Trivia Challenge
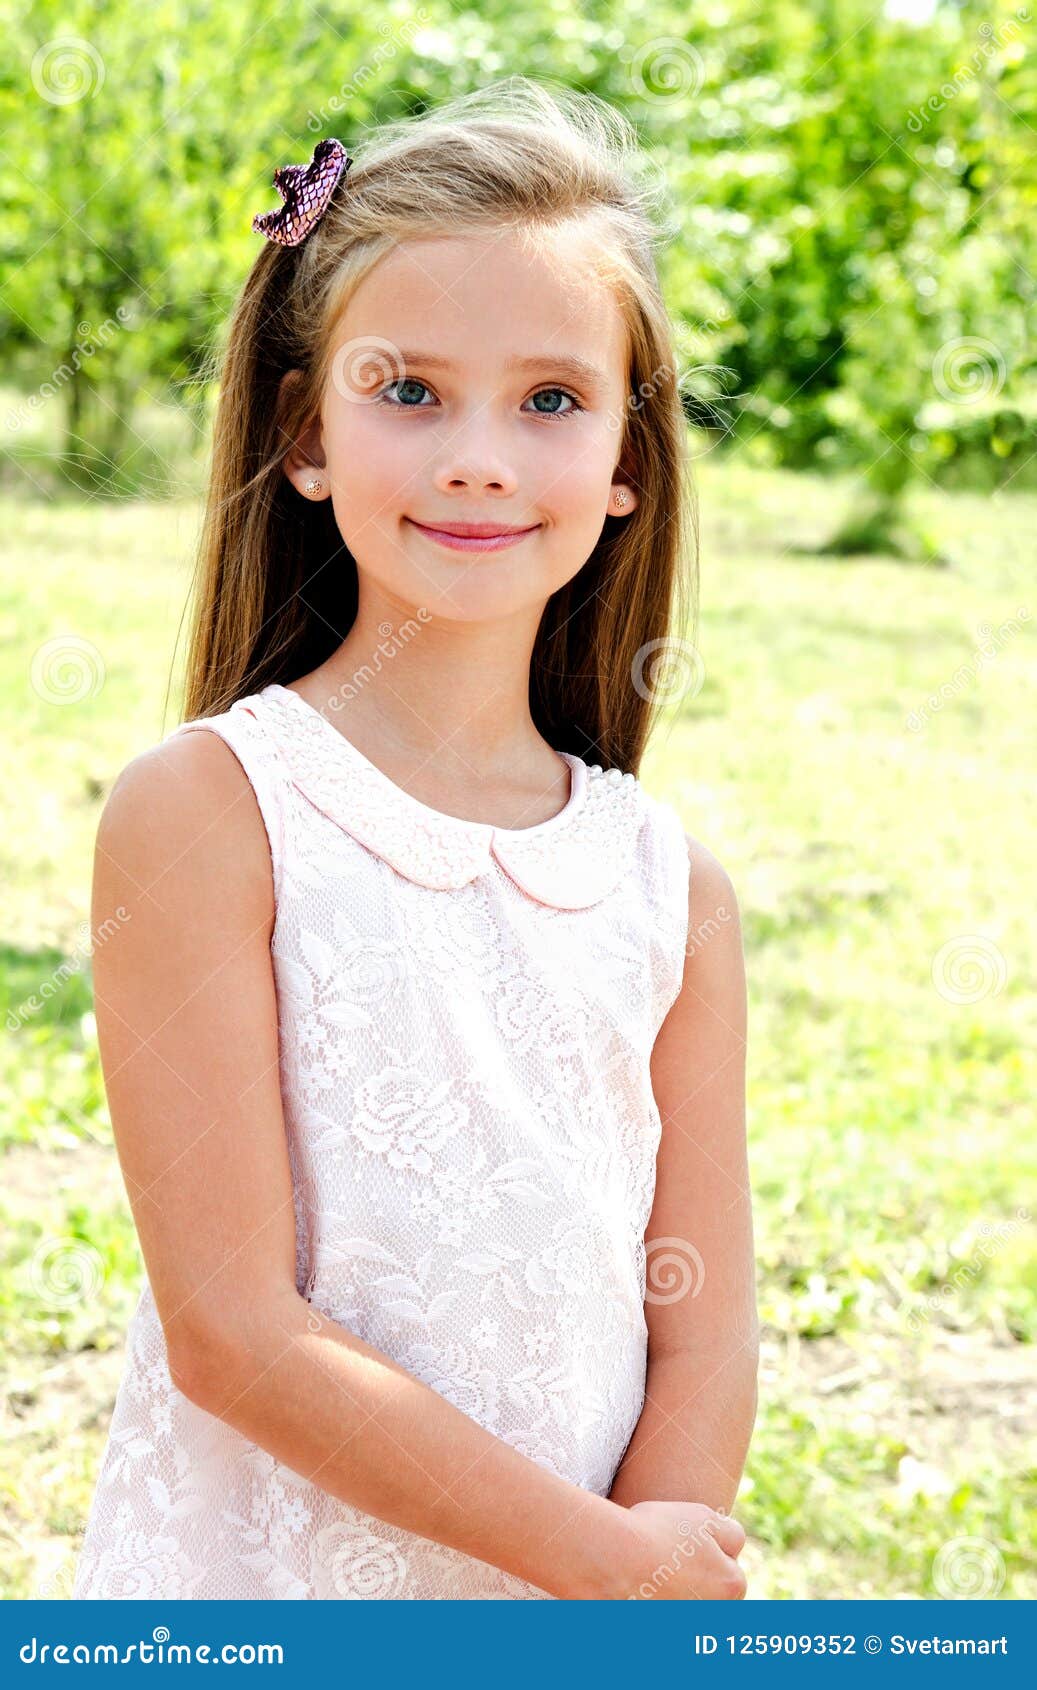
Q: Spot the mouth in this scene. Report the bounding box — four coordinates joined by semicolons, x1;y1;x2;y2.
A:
405;517;542;553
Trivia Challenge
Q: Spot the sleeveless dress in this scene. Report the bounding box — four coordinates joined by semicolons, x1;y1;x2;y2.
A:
72;682;691;1600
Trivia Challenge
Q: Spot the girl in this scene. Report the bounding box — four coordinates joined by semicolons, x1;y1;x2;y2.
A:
72;79;758;1601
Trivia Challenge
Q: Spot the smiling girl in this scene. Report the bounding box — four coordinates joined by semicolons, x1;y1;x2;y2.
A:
72;78;758;1601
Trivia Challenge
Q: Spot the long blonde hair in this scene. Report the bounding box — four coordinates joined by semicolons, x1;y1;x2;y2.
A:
179;77;697;774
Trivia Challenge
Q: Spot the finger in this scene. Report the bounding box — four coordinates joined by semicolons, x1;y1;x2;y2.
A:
706;1513;747;1556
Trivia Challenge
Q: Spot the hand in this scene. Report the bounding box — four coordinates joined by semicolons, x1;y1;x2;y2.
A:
619;1500;748;1600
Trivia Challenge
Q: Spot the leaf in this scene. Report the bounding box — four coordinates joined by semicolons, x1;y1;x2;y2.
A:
167;1494;209;1520
458;1252;505;1274
320;999;373;1031
276;959;315;1005
498;1183;550;1206
377;1300;427;1321
144;1476;170;1511
299;928;338;982
318;1237;400;1264
500;1273;531;1312
491;1159;545;1180
524;1259;554;1294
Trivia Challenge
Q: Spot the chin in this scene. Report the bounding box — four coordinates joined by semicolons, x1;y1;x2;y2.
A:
399;571;553;624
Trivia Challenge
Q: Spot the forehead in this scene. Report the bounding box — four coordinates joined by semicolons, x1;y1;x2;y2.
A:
333;222;629;386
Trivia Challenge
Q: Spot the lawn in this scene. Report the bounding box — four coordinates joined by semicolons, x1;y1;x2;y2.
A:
1;458;1034;1600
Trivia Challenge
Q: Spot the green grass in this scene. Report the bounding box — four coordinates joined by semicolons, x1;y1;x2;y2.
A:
1;458;1034;1599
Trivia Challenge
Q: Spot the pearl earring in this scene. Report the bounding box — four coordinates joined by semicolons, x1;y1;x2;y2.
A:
613;489;629;508
305;477;323;496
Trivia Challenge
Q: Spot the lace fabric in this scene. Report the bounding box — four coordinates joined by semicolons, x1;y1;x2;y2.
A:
72;684;691;1599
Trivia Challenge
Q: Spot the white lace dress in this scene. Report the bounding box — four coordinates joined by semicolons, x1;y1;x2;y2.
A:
72;682;691;1599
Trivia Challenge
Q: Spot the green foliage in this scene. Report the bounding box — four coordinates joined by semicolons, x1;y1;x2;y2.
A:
1;1;1033;496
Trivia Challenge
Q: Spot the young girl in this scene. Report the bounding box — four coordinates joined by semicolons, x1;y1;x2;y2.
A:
71;79;757;1601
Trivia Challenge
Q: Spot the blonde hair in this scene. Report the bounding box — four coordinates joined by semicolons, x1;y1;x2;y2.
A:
180;76;697;773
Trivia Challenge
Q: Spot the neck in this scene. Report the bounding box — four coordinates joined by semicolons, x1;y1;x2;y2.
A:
304;597;553;776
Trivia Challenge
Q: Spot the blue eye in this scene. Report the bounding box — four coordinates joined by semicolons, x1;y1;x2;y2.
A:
378;380;585;418
526;388;584;418
380;378;432;407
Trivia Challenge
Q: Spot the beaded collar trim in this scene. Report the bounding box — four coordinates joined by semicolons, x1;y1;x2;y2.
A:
242;683;645;910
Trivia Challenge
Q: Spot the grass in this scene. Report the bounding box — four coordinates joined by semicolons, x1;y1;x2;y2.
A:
1;457;1034;1600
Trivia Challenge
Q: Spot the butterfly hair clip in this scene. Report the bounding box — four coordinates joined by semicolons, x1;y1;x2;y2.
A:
252;137;352;248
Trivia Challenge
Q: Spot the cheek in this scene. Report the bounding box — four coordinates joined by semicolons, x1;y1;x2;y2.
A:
325;411;616;513
535;426;617;506
325;411;423;503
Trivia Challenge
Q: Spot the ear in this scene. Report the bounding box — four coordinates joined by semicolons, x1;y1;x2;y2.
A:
603;426;639;519
608;453;640;518
276;368;330;500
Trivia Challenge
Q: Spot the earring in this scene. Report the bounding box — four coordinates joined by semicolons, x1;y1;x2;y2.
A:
304;477;323;497
613;489;629;508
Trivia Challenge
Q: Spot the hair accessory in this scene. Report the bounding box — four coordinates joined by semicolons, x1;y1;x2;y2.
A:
252;138;351;248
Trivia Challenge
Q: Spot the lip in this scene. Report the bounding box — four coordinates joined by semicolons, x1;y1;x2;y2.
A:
406;517;541;553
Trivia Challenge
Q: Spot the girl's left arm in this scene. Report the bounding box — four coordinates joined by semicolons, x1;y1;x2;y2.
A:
608;835;759;1514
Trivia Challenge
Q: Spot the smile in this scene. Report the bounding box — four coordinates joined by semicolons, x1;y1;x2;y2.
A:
405;519;541;553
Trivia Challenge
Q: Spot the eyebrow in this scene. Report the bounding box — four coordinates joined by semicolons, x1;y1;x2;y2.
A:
391;349;610;392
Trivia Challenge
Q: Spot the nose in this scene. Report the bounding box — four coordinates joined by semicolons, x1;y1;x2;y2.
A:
430;412;519;498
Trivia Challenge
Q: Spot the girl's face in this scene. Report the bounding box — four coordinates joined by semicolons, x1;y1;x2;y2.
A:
289;225;639;621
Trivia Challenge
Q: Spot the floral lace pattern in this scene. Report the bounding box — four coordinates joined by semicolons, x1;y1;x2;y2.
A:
72;684;691;1599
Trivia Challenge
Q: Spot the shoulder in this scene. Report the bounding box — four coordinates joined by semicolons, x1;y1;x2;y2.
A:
95;726;275;930
636;787;742;942
683;832;742;946
651;833;747;1091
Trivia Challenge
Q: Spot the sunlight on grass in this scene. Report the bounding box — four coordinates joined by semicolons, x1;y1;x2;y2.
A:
2;459;1034;1598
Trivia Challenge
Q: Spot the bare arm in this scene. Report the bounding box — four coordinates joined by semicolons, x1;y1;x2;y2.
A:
91;730;653;1601
608;836;759;1512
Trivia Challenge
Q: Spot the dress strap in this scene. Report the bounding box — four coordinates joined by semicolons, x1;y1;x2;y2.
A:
642;793;691;1032
164;698;290;906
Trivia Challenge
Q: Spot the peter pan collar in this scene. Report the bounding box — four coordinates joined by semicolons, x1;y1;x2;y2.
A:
239;682;645;910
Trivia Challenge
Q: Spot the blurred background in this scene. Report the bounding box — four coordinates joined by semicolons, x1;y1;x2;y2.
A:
1;0;1034;1600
